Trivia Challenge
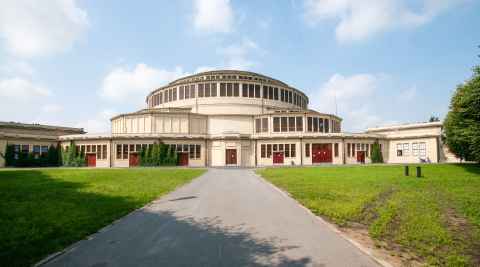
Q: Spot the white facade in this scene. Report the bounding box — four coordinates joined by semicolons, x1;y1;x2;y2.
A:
0;70;457;168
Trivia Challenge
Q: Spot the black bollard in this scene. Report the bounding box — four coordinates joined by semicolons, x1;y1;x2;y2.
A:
404;165;409;176
416;166;421;178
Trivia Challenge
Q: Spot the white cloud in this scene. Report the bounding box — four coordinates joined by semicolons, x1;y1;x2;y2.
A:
195;66;217;73
99;64;186;105
399;85;417;101
304;0;461;42
217;38;261;70
0;0;88;58
41;104;64;113
193;0;234;33
75;109;116;133
0;77;50;99
312;73;384;131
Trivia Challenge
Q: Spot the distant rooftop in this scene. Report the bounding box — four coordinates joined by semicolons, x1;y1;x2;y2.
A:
367;121;442;132
0;121;85;133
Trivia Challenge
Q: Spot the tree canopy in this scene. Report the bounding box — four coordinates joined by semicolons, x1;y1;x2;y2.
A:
444;66;480;162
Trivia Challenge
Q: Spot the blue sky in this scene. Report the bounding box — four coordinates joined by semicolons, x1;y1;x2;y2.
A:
0;0;479;132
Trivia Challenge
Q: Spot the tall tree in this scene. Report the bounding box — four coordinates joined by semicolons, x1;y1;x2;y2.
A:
444;66;480;162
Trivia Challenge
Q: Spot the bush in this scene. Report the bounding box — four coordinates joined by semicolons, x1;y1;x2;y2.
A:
61;142;85;167
139;143;178;167
371;142;384;163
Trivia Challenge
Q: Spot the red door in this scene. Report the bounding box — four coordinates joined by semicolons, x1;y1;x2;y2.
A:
226;149;237;165
178;153;189;166
273;152;284;164
129;153;139;167
87;154;96;167
312;144;333;163
357;151;365;163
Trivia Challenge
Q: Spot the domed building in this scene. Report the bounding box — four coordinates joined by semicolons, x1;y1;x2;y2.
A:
0;70;458;168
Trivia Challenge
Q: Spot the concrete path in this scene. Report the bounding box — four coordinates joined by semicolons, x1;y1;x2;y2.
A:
42;169;381;267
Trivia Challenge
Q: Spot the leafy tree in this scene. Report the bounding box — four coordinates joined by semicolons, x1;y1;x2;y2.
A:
4;145;15;167
47;145;59;166
444;66;480;162
371;142;384;163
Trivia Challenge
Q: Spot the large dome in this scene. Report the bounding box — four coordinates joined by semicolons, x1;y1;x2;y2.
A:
145;70;309;115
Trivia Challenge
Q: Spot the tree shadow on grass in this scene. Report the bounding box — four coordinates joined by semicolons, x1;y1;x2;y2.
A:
0;170;312;267
454;163;480;175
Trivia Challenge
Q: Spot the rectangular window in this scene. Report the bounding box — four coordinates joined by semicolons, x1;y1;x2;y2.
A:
164;90;168;102
196;144;201;159
281;117;288;132
190;85;195;98
325;119;330;133
123;144;128;159
285;144;290;157
211;83;217;96
296;116;303;131
255;84;260;98
182;144;189;152
116;144;122;159
267;144;272;158
288;117;295;131
92;145;97;153
205;83;210;97
262;118;268;132
273;117;280;132
396;143;403;156
307;117;312;132
319;118;324;133
220;83;226;96
255;119;261;133
33;145;40;156
129;144;135;152
198;84;204;97
274;88;279;100
261;144;266;158
268;87;273;100
412;142;418;156
233;83;239;96
279;144;284;151
263;86;268;99
305;143;310;157
313;117;318;132
248;84;254;98
347;143;351;157
403;143;409;156
280;89;285;101
172;88;177;100
177;144;182;152
227;83;233;96
291;144;296;157
242;84;248;97
334;143;339;157
352;143;356;157
184;87;189;99
97;145;101;159
168;89;172;102
366;144;369;157
419;142;426;157
273;144;278;152
293;93;297;105
189;144;195;159
136;144;141;152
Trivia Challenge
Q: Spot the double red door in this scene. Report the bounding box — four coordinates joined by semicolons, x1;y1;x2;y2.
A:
129;153;139;167
86;154;96;167
312;144;332;163
273;152;284;164
226;149;237;165
357;151;365;163
178;153;189;166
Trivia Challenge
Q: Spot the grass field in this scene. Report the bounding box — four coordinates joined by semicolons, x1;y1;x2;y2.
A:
257;164;480;266
0;168;205;267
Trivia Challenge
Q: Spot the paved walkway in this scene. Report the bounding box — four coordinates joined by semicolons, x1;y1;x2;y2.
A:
43;169;381;267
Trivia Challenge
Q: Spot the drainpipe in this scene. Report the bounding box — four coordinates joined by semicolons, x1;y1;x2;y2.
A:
300;137;303;166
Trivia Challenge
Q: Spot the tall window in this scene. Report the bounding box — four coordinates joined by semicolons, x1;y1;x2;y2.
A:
307;117;312;132
352;143;356;157
220;83;226;96
255;85;260;98
263;86;268;99
288;117;295;132
211;83;217;96
268;87;273;100
184;87;189;99
242;84;248;97
227;83;233;96
285;144;290;157
296;116;303;131
288;91;293;103
123;144;128;159
305;143;310;157
198;84;204;97
262;118;268;132
190;85;195;98
273;117;280;132
347;143;351;157
179;86;184;99
290;144;296;157
280;89;285;101
325;119;330;133
274;88;279;100
205;83;210;97
319;118;324;133
334;143;339;157
116;144;122;159
255;119;261;133
195;144;201;159
267;144;272;158
366;143;370;157
313;117;318;132
248;84;254;98
261;144;266;158
281;117;288;132
233;83;239;96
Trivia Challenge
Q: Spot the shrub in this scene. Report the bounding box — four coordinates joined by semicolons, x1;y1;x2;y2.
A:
371;142;384;163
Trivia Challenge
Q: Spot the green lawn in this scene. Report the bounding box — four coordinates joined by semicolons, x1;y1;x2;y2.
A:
0;168;205;267
257;164;480;266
